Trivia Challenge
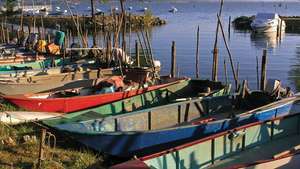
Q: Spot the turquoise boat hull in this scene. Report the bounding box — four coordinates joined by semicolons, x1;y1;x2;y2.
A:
0;58;66;72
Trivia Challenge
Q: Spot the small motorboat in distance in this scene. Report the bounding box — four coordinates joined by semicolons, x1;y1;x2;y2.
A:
251;13;286;33
169;6;178;13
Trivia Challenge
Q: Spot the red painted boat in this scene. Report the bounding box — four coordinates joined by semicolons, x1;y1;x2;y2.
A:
4;76;187;113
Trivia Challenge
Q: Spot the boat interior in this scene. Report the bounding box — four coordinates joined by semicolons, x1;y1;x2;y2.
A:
52;86;295;134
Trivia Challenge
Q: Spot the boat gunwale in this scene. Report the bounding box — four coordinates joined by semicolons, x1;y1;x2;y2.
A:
139;110;300;161
48;93;299;136
4;77;189;101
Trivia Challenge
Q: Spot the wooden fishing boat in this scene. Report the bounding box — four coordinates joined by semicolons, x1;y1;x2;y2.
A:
0;54;45;64
0;57;66;72
0;68;115;95
111;103;300;169
30;78;229;115
4;76;190;113
218;145;300;169
43;90;296;157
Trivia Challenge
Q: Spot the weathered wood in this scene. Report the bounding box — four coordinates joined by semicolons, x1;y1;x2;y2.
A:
195;25;200;78
256;55;259;90
228;16;231;39
260;49;267;91
135;40;140;67
1;21;5;43
90;0;97;46
136;32;148;65
148;111;152;130
47;34;51;43
120;0;126;55
224;59;228;84
141;31;151;65
236;62;240;82
171;41;176;78
184;103;190;122
217;14;239;90
128;13;132;58
145;31;156;71
6;27;9;43
212;48;218;81
212;0;224;82
37;129;46;169
177;105;181;124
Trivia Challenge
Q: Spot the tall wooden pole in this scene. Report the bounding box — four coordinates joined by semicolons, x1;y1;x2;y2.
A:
195;26;200;78
228;16;231;40
256;55;259;90
91;0;97;46
212;0;224;82
217;14;239;90
171;41;176;78
120;0;127;57
224;59;228;84
260;49;267;91
135;40;140;67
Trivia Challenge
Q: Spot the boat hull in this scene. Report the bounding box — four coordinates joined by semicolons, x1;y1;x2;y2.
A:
111;103;300;169
5;78;188;113
77;97;295;157
0;69;114;95
0;57;66;72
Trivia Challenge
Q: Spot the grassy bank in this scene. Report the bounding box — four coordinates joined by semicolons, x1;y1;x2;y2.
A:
0;122;107;169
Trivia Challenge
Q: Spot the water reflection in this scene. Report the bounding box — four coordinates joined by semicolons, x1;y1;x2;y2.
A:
250;32;285;49
288;47;300;91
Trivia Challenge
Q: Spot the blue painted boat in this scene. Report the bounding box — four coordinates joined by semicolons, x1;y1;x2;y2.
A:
43;90;298;157
111;105;300;169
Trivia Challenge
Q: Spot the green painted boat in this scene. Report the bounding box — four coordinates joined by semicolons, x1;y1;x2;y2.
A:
43;79;231;125
0;57;66;72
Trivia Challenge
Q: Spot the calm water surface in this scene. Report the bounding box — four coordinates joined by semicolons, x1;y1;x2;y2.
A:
62;0;300;91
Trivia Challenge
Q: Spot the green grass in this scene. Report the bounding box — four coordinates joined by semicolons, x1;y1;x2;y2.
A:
0;101;22;112
0;122;106;169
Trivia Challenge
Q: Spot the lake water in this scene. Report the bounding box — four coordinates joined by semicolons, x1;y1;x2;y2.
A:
61;0;300;91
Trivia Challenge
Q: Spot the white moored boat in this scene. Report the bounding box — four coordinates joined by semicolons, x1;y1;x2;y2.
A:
251;13;286;33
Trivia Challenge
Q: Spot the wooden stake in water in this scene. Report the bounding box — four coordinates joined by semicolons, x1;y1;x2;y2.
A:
212;0;224;82
217;14;239;90
236;62;240;84
135;40;140;67
260;49;267;91
171;41;176;78
224;59;228;84
256;55;259;90
90;0;97;46
128;13;132;58
195;25;200;78
228;16;231;40
120;0;126;55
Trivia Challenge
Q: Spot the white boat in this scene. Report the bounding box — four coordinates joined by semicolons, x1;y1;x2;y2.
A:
169;6;178;13
251;13;286;33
